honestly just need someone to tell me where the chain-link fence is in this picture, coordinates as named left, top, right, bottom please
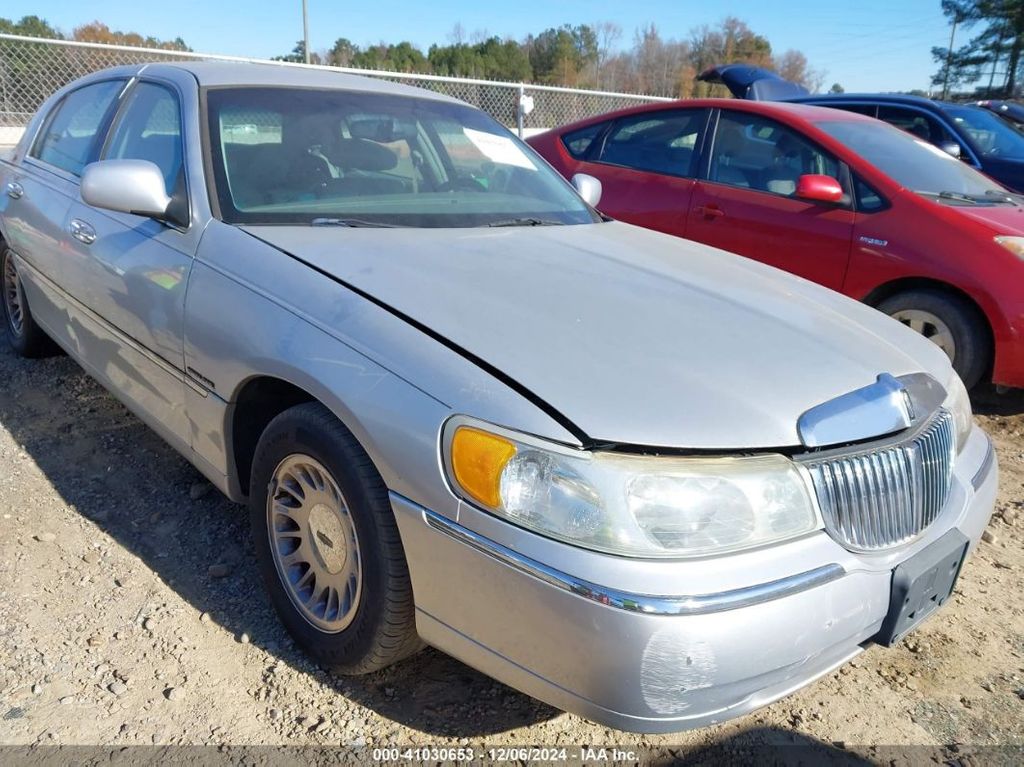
left=0, top=33, right=673, bottom=139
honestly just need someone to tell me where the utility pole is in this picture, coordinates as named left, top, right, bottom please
left=942, top=16, right=960, bottom=100
left=302, top=0, right=310, bottom=64
left=988, top=32, right=1005, bottom=95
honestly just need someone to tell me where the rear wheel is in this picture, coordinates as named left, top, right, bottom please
left=877, top=289, right=989, bottom=388
left=249, top=402, right=422, bottom=674
left=1, top=246, right=57, bottom=358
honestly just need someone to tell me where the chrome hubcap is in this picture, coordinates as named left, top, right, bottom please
left=891, top=309, right=956, bottom=362
left=3, top=251, right=25, bottom=337
left=267, top=455, right=361, bottom=633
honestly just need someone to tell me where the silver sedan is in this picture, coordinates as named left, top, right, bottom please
left=0, top=61, right=997, bottom=732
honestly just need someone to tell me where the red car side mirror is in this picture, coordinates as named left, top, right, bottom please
left=795, top=174, right=844, bottom=203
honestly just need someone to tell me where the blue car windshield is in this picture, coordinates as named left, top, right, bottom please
left=205, top=87, right=599, bottom=227
left=945, top=105, right=1024, bottom=160
left=817, top=119, right=1006, bottom=198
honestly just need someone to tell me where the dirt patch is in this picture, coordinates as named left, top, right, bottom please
left=0, top=340, right=1021, bottom=752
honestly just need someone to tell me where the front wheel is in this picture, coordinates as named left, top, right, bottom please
left=249, top=402, right=422, bottom=674
left=877, top=289, right=989, bottom=389
left=1, top=246, right=57, bottom=358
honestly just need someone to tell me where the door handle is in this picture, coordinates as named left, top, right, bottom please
left=5, top=181, right=23, bottom=200
left=69, top=218, right=97, bottom=245
left=695, top=204, right=725, bottom=219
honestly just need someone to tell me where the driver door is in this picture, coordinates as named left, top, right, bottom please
left=63, top=79, right=198, bottom=443
left=687, top=110, right=855, bottom=291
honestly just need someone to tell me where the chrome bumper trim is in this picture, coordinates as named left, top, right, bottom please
left=972, top=435, right=996, bottom=491
left=421, top=506, right=844, bottom=616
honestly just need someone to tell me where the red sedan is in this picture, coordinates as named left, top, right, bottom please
left=528, top=99, right=1024, bottom=389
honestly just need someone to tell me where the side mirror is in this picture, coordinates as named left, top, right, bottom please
left=938, top=141, right=962, bottom=160
left=571, top=173, right=602, bottom=207
left=81, top=160, right=172, bottom=221
left=795, top=174, right=844, bottom=204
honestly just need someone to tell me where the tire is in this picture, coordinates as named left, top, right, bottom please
left=249, top=402, right=422, bottom=675
left=877, top=289, right=989, bottom=389
left=1, top=246, right=57, bottom=358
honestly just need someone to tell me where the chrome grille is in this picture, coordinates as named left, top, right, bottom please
left=801, top=410, right=956, bottom=551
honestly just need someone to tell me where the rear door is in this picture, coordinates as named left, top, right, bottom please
left=3, top=80, right=127, bottom=330
left=686, top=109, right=855, bottom=291
left=572, top=108, right=710, bottom=237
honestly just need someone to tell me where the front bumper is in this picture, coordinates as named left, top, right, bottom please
left=391, top=426, right=997, bottom=733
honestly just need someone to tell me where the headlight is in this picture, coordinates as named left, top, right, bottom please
left=444, top=419, right=821, bottom=558
left=943, top=371, right=973, bottom=452
left=995, top=235, right=1024, bottom=258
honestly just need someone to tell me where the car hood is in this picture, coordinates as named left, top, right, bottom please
left=949, top=199, right=1024, bottom=233
left=242, top=221, right=950, bottom=449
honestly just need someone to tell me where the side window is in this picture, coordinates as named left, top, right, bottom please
left=561, top=122, right=606, bottom=159
left=32, top=80, right=125, bottom=176
left=877, top=106, right=958, bottom=148
left=828, top=103, right=878, bottom=118
left=104, top=82, right=184, bottom=195
left=854, top=177, right=886, bottom=212
left=710, top=111, right=840, bottom=196
left=597, top=110, right=707, bottom=177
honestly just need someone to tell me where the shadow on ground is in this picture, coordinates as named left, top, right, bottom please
left=971, top=383, right=1024, bottom=416
left=661, top=726, right=1004, bottom=765
left=0, top=339, right=556, bottom=737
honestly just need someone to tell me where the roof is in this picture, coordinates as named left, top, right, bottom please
left=138, top=60, right=462, bottom=103
left=788, top=93, right=954, bottom=110
left=527, top=98, right=875, bottom=144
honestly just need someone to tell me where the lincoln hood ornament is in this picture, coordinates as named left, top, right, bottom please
left=797, top=373, right=944, bottom=448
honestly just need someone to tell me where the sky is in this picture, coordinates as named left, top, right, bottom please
left=3, top=0, right=956, bottom=94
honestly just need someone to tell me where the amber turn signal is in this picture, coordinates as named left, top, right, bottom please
left=450, top=426, right=516, bottom=508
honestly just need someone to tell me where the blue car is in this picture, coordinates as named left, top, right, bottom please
left=700, top=64, right=1024, bottom=192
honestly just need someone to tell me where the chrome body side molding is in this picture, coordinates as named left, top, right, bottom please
left=421, top=505, right=844, bottom=616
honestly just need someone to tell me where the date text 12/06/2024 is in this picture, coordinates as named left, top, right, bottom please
left=372, top=747, right=640, bottom=762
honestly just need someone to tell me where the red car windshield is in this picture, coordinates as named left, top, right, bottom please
left=817, top=119, right=1010, bottom=202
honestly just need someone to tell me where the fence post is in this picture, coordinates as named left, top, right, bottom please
left=516, top=83, right=525, bottom=139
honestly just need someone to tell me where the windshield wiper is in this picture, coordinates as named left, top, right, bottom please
left=985, top=189, right=1020, bottom=203
left=917, top=190, right=1016, bottom=205
left=937, top=191, right=980, bottom=204
left=486, top=217, right=565, bottom=227
left=310, top=217, right=403, bottom=228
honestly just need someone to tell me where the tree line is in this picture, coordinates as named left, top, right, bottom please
left=276, top=17, right=826, bottom=97
left=1, top=14, right=828, bottom=98
left=0, top=15, right=189, bottom=51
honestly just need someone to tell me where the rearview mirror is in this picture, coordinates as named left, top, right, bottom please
left=348, top=116, right=418, bottom=143
left=81, top=160, right=173, bottom=221
left=938, top=141, right=962, bottom=160
left=795, top=174, right=844, bottom=204
left=571, top=173, right=602, bottom=207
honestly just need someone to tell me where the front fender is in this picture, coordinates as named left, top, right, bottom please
left=184, top=220, right=578, bottom=515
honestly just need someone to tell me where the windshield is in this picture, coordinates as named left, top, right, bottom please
left=205, top=87, right=599, bottom=227
left=817, top=119, right=1008, bottom=199
left=944, top=104, right=1024, bottom=159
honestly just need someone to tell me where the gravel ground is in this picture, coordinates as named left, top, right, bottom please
left=0, top=337, right=1022, bottom=759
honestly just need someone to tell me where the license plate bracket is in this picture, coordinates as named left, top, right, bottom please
left=875, top=529, right=969, bottom=647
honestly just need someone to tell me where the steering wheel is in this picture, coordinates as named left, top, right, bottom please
left=437, top=175, right=487, bottom=192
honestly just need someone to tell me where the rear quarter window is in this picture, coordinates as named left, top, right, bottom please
left=560, top=123, right=607, bottom=159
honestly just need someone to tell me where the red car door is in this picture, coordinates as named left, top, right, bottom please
left=572, top=109, right=710, bottom=237
left=686, top=109, right=855, bottom=291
